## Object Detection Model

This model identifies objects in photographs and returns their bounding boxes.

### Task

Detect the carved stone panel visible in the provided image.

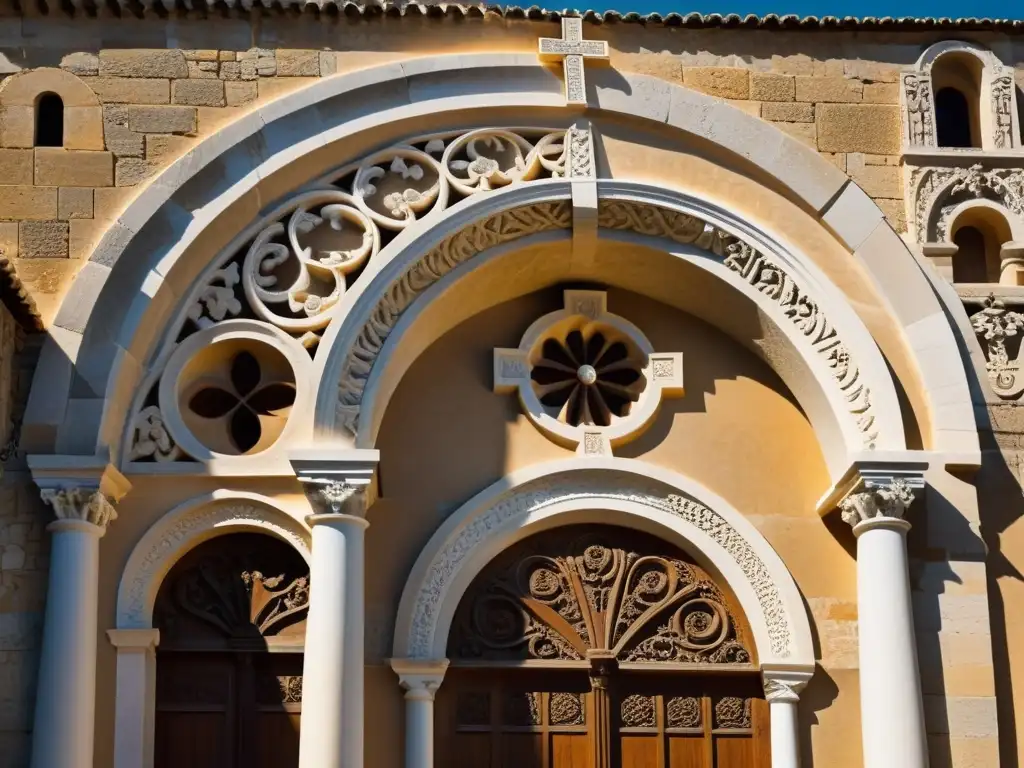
[447,525,752,665]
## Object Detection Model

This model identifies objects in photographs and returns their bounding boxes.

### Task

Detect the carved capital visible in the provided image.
[290,448,379,520]
[391,658,449,701]
[305,480,370,517]
[839,477,922,529]
[762,670,811,703]
[40,487,118,529]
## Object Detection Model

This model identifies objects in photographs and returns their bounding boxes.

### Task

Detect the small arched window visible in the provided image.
[952,226,989,282]
[35,92,64,148]
[936,87,973,148]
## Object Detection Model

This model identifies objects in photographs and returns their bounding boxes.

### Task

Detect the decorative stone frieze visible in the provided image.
[970,295,1024,398]
[494,289,683,456]
[907,163,1024,244]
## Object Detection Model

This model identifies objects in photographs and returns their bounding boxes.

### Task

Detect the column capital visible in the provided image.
[761,669,812,703]
[290,448,380,519]
[30,461,131,532]
[391,658,449,700]
[107,628,160,652]
[815,453,928,531]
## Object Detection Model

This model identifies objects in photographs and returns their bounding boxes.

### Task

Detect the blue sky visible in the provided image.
[580,0,1022,18]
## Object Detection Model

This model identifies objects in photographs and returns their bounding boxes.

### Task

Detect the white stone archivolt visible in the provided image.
[114,491,311,630]
[392,457,816,671]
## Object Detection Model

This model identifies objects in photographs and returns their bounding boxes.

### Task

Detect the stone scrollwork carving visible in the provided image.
[448,531,751,665]
[763,678,801,703]
[901,73,936,148]
[129,405,181,462]
[909,164,1024,244]
[839,478,920,528]
[971,294,1024,398]
[40,487,118,529]
[991,73,1015,150]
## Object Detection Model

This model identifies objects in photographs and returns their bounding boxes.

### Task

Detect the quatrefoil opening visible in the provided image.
[494,290,683,456]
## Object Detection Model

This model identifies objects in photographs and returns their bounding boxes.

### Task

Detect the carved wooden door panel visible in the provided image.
[153,534,309,768]
[438,526,768,768]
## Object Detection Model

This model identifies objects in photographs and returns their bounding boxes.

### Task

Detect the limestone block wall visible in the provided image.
[0,309,46,768]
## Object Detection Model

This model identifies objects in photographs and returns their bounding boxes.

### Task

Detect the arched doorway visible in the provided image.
[436,525,769,767]
[152,533,309,768]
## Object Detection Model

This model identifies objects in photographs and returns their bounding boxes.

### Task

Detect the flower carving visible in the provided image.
[188,351,296,454]
[530,329,645,427]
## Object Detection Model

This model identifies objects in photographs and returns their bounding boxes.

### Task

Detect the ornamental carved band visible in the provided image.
[40,487,117,529]
[407,478,792,659]
[336,199,878,451]
[909,164,1024,243]
[839,478,918,528]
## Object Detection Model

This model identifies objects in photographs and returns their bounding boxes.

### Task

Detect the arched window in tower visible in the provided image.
[34,92,64,147]
[935,87,974,148]
[952,226,990,282]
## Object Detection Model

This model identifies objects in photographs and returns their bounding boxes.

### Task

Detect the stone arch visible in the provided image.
[391,457,816,672]
[114,491,312,630]
[317,181,906,481]
[0,67,103,150]
[23,54,978,468]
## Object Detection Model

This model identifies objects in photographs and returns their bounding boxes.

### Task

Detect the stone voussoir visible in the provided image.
[98,50,188,79]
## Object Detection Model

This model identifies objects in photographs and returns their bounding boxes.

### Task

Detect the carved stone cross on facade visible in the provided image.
[538,17,609,105]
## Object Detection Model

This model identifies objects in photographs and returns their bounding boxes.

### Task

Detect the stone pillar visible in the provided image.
[30,474,128,768]
[292,450,378,768]
[762,671,811,768]
[840,476,928,768]
[107,629,160,768]
[391,659,449,768]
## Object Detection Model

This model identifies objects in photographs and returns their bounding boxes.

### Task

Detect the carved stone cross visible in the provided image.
[538,17,609,105]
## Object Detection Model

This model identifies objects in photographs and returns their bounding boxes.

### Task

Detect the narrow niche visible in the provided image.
[932,53,983,149]
[34,92,64,148]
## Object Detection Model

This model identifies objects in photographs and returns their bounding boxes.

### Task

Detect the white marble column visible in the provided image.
[840,477,928,768]
[391,659,449,768]
[107,629,160,768]
[293,449,378,768]
[30,486,122,768]
[762,671,810,768]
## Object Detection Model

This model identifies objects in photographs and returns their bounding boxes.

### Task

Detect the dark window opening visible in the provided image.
[936,87,974,148]
[35,93,64,148]
[1017,86,1024,146]
[952,226,990,283]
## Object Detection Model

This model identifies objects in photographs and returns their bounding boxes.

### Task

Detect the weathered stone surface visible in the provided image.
[775,121,816,147]
[219,61,241,81]
[0,613,41,652]
[102,105,144,158]
[850,164,901,199]
[98,49,187,79]
[184,49,219,62]
[57,188,93,220]
[34,148,113,187]
[762,102,813,122]
[876,198,907,232]
[186,60,219,79]
[225,80,257,106]
[844,60,900,83]
[0,106,34,148]
[18,221,69,259]
[82,78,170,105]
[725,99,761,117]
[128,105,196,135]
[64,106,105,151]
[172,79,225,107]
[795,76,863,103]
[69,219,105,259]
[145,134,191,166]
[817,104,901,154]
[257,77,316,101]
[682,67,749,99]
[0,187,57,220]
[319,51,338,77]
[219,51,236,62]
[863,82,899,104]
[750,72,794,101]
[115,157,152,186]
[0,149,32,185]
[60,52,99,76]
[93,187,135,223]
[277,50,320,77]
[0,222,17,258]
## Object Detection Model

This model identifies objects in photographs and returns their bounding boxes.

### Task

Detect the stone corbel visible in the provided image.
[390,658,450,699]
[761,668,813,703]
[29,458,131,532]
[289,448,380,519]
[816,453,928,530]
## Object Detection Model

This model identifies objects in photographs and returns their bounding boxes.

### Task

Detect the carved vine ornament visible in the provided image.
[839,478,918,528]
[971,295,1024,398]
[128,124,879,462]
[909,164,1024,244]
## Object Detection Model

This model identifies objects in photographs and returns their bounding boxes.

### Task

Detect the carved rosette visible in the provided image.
[839,478,921,529]
[40,487,118,530]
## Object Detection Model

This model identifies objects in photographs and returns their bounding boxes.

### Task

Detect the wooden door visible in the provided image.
[155,651,303,768]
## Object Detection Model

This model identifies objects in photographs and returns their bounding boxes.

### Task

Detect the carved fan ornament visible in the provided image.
[449,530,751,666]
[128,125,585,464]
